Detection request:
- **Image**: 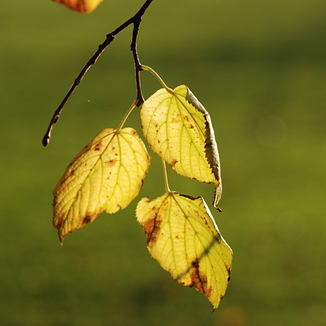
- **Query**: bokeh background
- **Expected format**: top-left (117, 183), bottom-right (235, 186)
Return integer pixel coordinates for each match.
top-left (1, 0), bottom-right (326, 325)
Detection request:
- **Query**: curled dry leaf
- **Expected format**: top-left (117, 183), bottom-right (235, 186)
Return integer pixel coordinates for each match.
top-left (53, 0), bottom-right (103, 13)
top-left (136, 192), bottom-right (232, 310)
top-left (141, 85), bottom-right (222, 208)
top-left (53, 128), bottom-right (150, 244)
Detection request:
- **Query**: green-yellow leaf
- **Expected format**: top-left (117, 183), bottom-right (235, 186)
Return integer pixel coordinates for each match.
top-left (136, 192), bottom-right (232, 310)
top-left (53, 128), bottom-right (150, 244)
top-left (141, 85), bottom-right (222, 208)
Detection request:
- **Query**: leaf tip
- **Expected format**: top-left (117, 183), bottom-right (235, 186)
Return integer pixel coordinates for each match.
top-left (58, 233), bottom-right (65, 246)
top-left (213, 183), bottom-right (223, 209)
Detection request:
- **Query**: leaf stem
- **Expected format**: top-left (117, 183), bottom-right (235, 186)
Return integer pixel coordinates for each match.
top-left (42, 0), bottom-right (153, 146)
top-left (161, 159), bottom-right (171, 193)
top-left (141, 65), bottom-right (174, 93)
top-left (116, 100), bottom-right (138, 132)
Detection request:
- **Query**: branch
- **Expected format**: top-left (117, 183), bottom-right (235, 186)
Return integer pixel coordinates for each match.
top-left (42, 0), bottom-right (153, 146)
top-left (131, 17), bottom-right (144, 106)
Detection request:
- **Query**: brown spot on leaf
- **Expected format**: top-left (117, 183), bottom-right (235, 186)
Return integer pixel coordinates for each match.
top-left (94, 142), bottom-right (103, 151)
top-left (142, 214), bottom-right (161, 248)
top-left (105, 158), bottom-right (117, 166)
top-left (192, 258), bottom-right (200, 269)
top-left (170, 159), bottom-right (178, 168)
top-left (82, 215), bottom-right (93, 225)
top-left (225, 263), bottom-right (231, 282)
top-left (143, 219), bottom-right (155, 241)
top-left (189, 258), bottom-right (212, 297)
top-left (68, 169), bottom-right (75, 177)
top-left (171, 115), bottom-right (181, 124)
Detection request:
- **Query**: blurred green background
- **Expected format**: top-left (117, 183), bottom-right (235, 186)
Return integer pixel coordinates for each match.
top-left (1, 0), bottom-right (326, 325)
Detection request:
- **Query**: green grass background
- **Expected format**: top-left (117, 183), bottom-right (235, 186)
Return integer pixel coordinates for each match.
top-left (1, 0), bottom-right (326, 325)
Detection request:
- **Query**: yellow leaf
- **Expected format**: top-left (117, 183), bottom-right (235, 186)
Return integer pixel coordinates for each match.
top-left (141, 85), bottom-right (222, 208)
top-left (53, 0), bottom-right (103, 13)
top-left (53, 128), bottom-right (150, 244)
top-left (136, 192), bottom-right (232, 310)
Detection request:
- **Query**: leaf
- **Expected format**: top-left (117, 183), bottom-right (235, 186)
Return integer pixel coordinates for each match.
top-left (141, 85), bottom-right (222, 208)
top-left (53, 128), bottom-right (150, 244)
top-left (136, 192), bottom-right (232, 310)
top-left (53, 0), bottom-right (103, 13)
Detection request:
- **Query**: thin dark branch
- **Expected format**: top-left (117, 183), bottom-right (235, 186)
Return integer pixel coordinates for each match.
top-left (42, 0), bottom-right (153, 146)
top-left (131, 17), bottom-right (144, 106)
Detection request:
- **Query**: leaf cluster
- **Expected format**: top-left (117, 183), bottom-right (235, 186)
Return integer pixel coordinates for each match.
top-left (45, 0), bottom-right (233, 310)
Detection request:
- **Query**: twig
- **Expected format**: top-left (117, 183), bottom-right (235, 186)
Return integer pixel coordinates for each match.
top-left (131, 17), bottom-right (144, 106)
top-left (42, 0), bottom-right (153, 146)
